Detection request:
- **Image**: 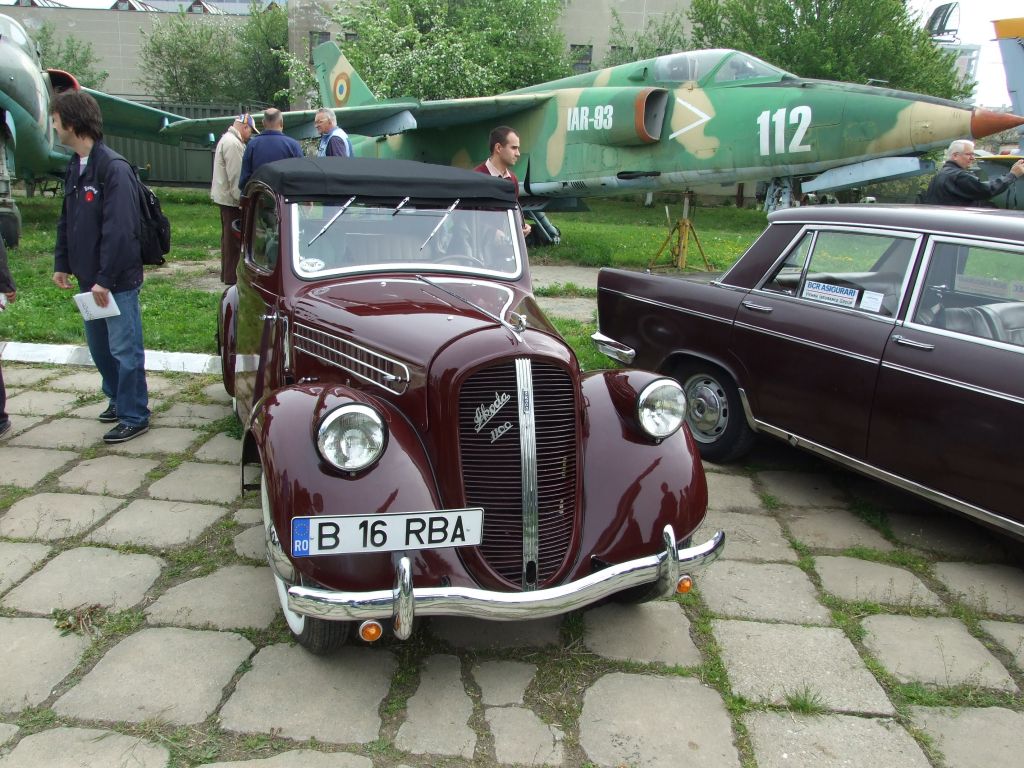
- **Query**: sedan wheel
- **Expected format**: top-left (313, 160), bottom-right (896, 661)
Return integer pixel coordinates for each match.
top-left (261, 470), bottom-right (349, 654)
top-left (677, 363), bottom-right (754, 463)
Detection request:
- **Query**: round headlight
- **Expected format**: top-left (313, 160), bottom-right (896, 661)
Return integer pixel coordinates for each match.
top-left (637, 379), bottom-right (686, 439)
top-left (317, 404), bottom-right (387, 472)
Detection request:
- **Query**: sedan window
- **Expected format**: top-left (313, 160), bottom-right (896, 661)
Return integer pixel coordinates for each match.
top-left (761, 229), bottom-right (915, 317)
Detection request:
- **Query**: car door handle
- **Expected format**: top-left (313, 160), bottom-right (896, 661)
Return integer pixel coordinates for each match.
top-left (892, 334), bottom-right (935, 350)
top-left (741, 301), bottom-right (774, 313)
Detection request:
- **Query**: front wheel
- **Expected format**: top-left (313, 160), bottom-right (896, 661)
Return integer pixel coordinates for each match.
top-left (261, 470), bottom-right (349, 654)
top-left (675, 362), bottom-right (755, 463)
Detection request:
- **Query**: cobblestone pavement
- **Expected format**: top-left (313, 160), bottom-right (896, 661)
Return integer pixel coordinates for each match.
top-left (1, 361), bottom-right (1022, 768)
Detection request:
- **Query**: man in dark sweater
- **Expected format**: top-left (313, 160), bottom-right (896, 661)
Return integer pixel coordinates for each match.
top-left (475, 126), bottom-right (531, 238)
top-left (921, 139), bottom-right (1024, 206)
top-left (238, 108), bottom-right (303, 191)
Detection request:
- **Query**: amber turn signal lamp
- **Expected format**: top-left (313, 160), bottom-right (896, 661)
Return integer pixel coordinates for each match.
top-left (676, 575), bottom-right (693, 594)
top-left (359, 620), bottom-right (384, 642)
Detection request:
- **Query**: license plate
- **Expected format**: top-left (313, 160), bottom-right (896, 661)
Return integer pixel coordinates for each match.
top-left (290, 508), bottom-right (484, 557)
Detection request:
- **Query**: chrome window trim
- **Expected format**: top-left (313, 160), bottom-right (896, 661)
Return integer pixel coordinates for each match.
top-left (516, 358), bottom-right (539, 591)
top-left (752, 418), bottom-right (1024, 539)
top-left (733, 322), bottom-right (880, 365)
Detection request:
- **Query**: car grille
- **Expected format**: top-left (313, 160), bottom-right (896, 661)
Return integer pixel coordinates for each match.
top-left (459, 359), bottom-right (577, 588)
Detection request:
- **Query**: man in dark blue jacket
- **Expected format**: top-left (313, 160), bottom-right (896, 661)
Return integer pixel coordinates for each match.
top-left (238, 108), bottom-right (303, 191)
top-left (51, 91), bottom-right (150, 444)
top-left (922, 139), bottom-right (1024, 206)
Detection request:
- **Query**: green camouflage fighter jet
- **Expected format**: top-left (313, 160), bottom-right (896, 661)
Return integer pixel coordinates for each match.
top-left (162, 43), bottom-right (1024, 219)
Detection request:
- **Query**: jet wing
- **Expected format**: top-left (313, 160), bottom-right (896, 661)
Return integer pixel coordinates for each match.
top-left (84, 88), bottom-right (187, 144)
top-left (403, 93), bottom-right (553, 129)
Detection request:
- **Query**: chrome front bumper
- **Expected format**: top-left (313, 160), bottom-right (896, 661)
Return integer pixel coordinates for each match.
top-left (285, 525), bottom-right (725, 640)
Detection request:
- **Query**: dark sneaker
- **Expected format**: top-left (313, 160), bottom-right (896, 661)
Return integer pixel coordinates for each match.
top-left (0, 420), bottom-right (10, 439)
top-left (98, 404), bottom-right (118, 423)
top-left (103, 422), bottom-right (149, 444)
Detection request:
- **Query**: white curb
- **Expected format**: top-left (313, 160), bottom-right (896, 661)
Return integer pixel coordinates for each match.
top-left (0, 341), bottom-right (220, 374)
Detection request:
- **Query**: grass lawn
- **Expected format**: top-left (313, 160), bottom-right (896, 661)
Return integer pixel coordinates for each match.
top-left (1, 189), bottom-right (767, 356)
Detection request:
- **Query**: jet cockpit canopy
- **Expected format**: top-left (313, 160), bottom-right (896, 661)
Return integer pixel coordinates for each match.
top-left (652, 49), bottom-right (793, 85)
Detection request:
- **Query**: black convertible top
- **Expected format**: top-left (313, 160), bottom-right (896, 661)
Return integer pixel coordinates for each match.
top-left (249, 157), bottom-right (518, 208)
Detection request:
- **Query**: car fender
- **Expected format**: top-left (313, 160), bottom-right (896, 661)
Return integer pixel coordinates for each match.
top-left (250, 383), bottom-right (449, 590)
top-left (575, 369), bottom-right (708, 575)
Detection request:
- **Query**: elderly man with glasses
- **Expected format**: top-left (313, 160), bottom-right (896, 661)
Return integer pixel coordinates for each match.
top-left (921, 139), bottom-right (1024, 206)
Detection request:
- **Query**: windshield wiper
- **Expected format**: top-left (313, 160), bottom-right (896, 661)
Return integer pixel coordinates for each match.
top-left (393, 196), bottom-right (410, 215)
top-left (415, 274), bottom-right (526, 335)
top-left (306, 195), bottom-right (357, 247)
top-left (419, 199), bottom-right (460, 251)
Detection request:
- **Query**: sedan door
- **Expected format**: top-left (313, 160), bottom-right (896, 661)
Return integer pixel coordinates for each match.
top-left (731, 227), bottom-right (918, 458)
top-left (868, 237), bottom-right (1024, 531)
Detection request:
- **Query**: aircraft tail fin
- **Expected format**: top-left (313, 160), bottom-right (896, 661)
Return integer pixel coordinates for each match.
top-left (313, 42), bottom-right (377, 109)
top-left (994, 17), bottom-right (1024, 150)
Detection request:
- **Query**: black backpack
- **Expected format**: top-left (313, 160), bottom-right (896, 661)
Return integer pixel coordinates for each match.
top-left (95, 151), bottom-right (171, 266)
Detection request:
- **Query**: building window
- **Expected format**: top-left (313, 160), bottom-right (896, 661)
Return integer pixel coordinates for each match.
top-left (570, 44), bottom-right (593, 74)
top-left (309, 30), bottom-right (330, 63)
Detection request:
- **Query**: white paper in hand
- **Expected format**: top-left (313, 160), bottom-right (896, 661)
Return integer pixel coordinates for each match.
top-left (74, 292), bottom-right (121, 321)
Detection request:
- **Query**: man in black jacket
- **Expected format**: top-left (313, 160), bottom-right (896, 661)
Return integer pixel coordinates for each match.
top-left (51, 91), bottom-right (150, 444)
top-left (921, 139), bottom-right (1024, 206)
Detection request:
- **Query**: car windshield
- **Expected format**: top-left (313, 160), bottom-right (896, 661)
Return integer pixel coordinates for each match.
top-left (290, 202), bottom-right (522, 279)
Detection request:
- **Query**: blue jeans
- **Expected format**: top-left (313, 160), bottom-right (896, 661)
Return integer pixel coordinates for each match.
top-left (83, 288), bottom-right (149, 427)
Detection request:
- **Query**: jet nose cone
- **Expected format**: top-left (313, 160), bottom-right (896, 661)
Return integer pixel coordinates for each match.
top-left (971, 109), bottom-right (1024, 139)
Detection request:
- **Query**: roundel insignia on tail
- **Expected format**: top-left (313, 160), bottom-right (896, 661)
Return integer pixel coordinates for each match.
top-left (333, 73), bottom-right (351, 106)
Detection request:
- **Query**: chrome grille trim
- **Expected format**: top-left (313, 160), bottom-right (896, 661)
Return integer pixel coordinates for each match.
top-left (517, 358), bottom-right (539, 591)
top-left (293, 322), bottom-right (410, 394)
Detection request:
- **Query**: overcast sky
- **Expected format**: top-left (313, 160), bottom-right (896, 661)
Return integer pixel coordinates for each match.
top-left (912, 0), bottom-right (1020, 108)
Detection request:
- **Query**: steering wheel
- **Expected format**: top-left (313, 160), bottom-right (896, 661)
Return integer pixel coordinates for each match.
top-left (436, 253), bottom-right (486, 268)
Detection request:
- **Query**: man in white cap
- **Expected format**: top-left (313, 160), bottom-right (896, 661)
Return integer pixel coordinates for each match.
top-left (211, 113), bottom-right (257, 284)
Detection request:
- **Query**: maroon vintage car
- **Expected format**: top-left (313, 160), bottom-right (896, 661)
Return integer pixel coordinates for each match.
top-left (219, 157), bottom-right (722, 653)
top-left (596, 204), bottom-right (1024, 539)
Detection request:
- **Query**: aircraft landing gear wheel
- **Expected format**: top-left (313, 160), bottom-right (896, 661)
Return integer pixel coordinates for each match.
top-left (0, 209), bottom-right (21, 248)
top-left (261, 470), bottom-right (349, 654)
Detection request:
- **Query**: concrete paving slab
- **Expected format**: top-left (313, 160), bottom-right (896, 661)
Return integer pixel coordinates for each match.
top-left (0, 493), bottom-right (122, 541)
top-left (758, 471), bottom-right (847, 508)
top-left (104, 426), bottom-right (204, 456)
top-left (7, 417), bottom-right (109, 450)
top-left (220, 644), bottom-right (395, 744)
top-left (744, 712), bottom-right (931, 768)
top-left (66, 398), bottom-right (164, 421)
top-left (0, 447), bottom-right (78, 488)
top-left (148, 462), bottom-right (240, 503)
top-left (152, 402), bottom-right (232, 427)
top-left (471, 660), bottom-right (536, 706)
top-left (0, 724), bottom-right (17, 746)
top-left (486, 706), bottom-right (564, 766)
top-left (0, 726), bottom-right (169, 768)
top-left (58, 455), bottom-right (159, 496)
top-left (579, 672), bottom-right (739, 768)
top-left (54, 627), bottom-right (253, 725)
top-left (714, 620), bottom-right (894, 714)
top-left (814, 556), bottom-right (943, 609)
top-left (206, 752), bottom-right (371, 768)
top-left (395, 654), bottom-right (476, 758)
top-left (910, 706), bottom-right (1024, 768)
top-left (0, 542), bottom-right (50, 593)
top-left (705, 471), bottom-right (763, 511)
top-left (202, 382), bottom-right (232, 403)
top-left (2, 546), bottom-right (163, 615)
top-left (146, 565), bottom-right (277, 630)
top-left (701, 510), bottom-right (797, 562)
top-left (144, 376), bottom-right (185, 397)
top-left (782, 507), bottom-right (894, 551)
top-left (194, 433), bottom-right (242, 463)
top-left (4, 390), bottom-right (79, 416)
top-left (981, 620), bottom-right (1024, 668)
top-left (88, 499), bottom-right (226, 548)
top-left (45, 371), bottom-right (103, 393)
top-left (0, 414), bottom-right (44, 439)
top-left (429, 616), bottom-right (562, 649)
top-left (0, 367), bottom-right (56, 387)
top-left (0, 617), bottom-right (90, 712)
top-left (583, 601), bottom-right (702, 666)
top-left (700, 561), bottom-right (831, 625)
top-left (862, 615), bottom-right (1017, 691)
top-left (886, 510), bottom-right (1007, 560)
top-left (233, 525), bottom-right (265, 559)
top-left (234, 507), bottom-right (262, 525)
top-left (933, 562), bottom-right (1024, 617)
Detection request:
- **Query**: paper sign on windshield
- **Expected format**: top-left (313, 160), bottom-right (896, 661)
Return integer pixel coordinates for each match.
top-left (802, 280), bottom-right (858, 308)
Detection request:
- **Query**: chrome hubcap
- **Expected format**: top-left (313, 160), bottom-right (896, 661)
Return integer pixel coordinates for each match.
top-left (684, 374), bottom-right (728, 442)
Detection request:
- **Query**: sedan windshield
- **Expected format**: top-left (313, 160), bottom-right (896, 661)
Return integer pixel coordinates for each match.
top-left (290, 203), bottom-right (522, 279)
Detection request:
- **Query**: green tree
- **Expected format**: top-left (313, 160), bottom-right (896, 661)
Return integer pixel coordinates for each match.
top-left (603, 9), bottom-right (690, 67)
top-left (331, 0), bottom-right (572, 100)
top-left (235, 1), bottom-right (291, 108)
top-left (688, 0), bottom-right (971, 100)
top-left (33, 22), bottom-right (109, 89)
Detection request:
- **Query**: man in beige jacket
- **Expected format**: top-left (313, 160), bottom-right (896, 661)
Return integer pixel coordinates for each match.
top-left (211, 114), bottom-right (257, 284)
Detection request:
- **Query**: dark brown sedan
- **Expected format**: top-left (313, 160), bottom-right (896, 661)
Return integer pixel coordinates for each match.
top-left (596, 205), bottom-right (1024, 539)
